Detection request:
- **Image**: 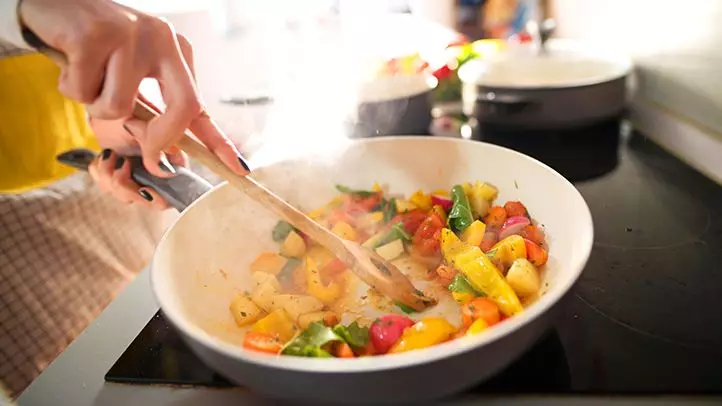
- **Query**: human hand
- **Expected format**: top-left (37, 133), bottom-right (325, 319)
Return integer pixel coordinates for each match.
top-left (18, 0), bottom-right (249, 177)
top-left (88, 116), bottom-right (186, 210)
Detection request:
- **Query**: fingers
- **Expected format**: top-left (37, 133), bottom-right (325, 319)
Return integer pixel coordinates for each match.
top-left (59, 50), bottom-right (109, 103)
top-left (86, 45), bottom-right (144, 119)
top-left (188, 114), bottom-right (249, 175)
top-left (88, 148), bottom-right (170, 210)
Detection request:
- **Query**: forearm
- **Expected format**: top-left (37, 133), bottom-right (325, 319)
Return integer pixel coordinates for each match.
top-left (0, 0), bottom-right (29, 48)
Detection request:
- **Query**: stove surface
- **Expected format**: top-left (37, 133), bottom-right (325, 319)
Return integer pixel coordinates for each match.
top-left (107, 119), bottom-right (722, 396)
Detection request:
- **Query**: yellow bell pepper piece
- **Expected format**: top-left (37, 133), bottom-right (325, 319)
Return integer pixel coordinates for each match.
top-left (331, 221), bottom-right (358, 241)
top-left (440, 229), bottom-right (523, 317)
top-left (409, 190), bottom-right (432, 211)
top-left (488, 235), bottom-right (527, 269)
top-left (461, 220), bottom-right (487, 247)
top-left (251, 309), bottom-right (297, 342)
top-left (372, 182), bottom-right (383, 192)
top-left (308, 196), bottom-right (343, 220)
top-left (305, 246), bottom-right (335, 269)
top-left (388, 317), bottom-right (456, 354)
top-left (452, 291), bottom-right (475, 305)
top-left (305, 257), bottom-right (342, 304)
top-left (432, 189), bottom-right (450, 197)
top-left (465, 318), bottom-right (489, 336)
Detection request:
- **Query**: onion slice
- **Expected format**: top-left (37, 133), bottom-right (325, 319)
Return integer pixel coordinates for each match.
top-left (499, 216), bottom-right (531, 240)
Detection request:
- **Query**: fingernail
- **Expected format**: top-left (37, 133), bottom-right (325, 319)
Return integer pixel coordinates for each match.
top-left (138, 189), bottom-right (153, 202)
top-left (114, 157), bottom-right (125, 170)
top-left (238, 156), bottom-right (250, 172)
top-left (102, 148), bottom-right (112, 160)
top-left (123, 123), bottom-right (133, 136)
top-left (159, 153), bottom-right (176, 174)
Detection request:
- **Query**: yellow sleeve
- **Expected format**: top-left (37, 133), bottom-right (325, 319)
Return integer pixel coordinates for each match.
top-left (0, 53), bottom-right (100, 193)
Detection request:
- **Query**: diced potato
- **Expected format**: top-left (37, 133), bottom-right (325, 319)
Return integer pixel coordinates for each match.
top-left (461, 220), bottom-right (487, 247)
top-left (249, 252), bottom-right (287, 275)
top-left (331, 221), bottom-right (358, 241)
top-left (394, 199), bottom-right (417, 213)
top-left (409, 190), bottom-right (432, 211)
top-left (297, 311), bottom-right (339, 329)
top-left (252, 308), bottom-right (297, 341)
top-left (488, 235), bottom-right (527, 272)
top-left (476, 182), bottom-right (498, 201)
top-left (375, 239), bottom-right (405, 261)
top-left (251, 281), bottom-right (279, 312)
top-left (229, 294), bottom-right (264, 327)
top-left (468, 182), bottom-right (496, 218)
top-left (252, 272), bottom-right (281, 292)
top-left (271, 294), bottom-right (324, 322)
top-left (506, 258), bottom-right (541, 297)
top-left (281, 231), bottom-right (306, 258)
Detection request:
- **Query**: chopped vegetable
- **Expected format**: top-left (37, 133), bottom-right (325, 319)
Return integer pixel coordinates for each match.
top-left (524, 238), bottom-right (549, 267)
top-left (484, 206), bottom-right (507, 229)
top-left (448, 273), bottom-right (479, 296)
top-left (392, 209), bottom-right (427, 235)
top-left (467, 182), bottom-right (497, 219)
top-left (431, 204), bottom-right (447, 223)
top-left (394, 301), bottom-right (417, 314)
top-left (388, 317), bottom-right (456, 353)
top-left (335, 184), bottom-right (377, 198)
top-left (281, 322), bottom-right (342, 357)
top-left (409, 190), bottom-right (432, 210)
top-left (461, 220), bottom-right (487, 247)
top-left (243, 332), bottom-right (283, 354)
top-left (382, 198), bottom-right (397, 223)
top-left (519, 225), bottom-right (546, 246)
top-left (252, 308), bottom-right (297, 342)
top-left (430, 194), bottom-right (453, 212)
top-left (440, 229), bottom-right (523, 317)
top-left (298, 311), bottom-right (339, 329)
top-left (370, 314), bottom-right (416, 354)
top-left (465, 318), bottom-right (489, 336)
top-left (321, 258), bottom-right (346, 278)
top-left (230, 294), bottom-right (264, 327)
top-left (332, 321), bottom-right (370, 348)
top-left (276, 257), bottom-right (301, 287)
top-left (479, 231), bottom-right (498, 252)
top-left (375, 239), bottom-right (405, 261)
top-left (374, 223), bottom-right (412, 248)
top-left (506, 258), bottom-right (541, 297)
top-left (395, 199), bottom-right (417, 213)
top-left (447, 185), bottom-right (474, 232)
top-left (273, 294), bottom-right (325, 322)
top-left (504, 201), bottom-right (528, 218)
top-left (412, 212), bottom-right (445, 256)
top-left (331, 221), bottom-right (358, 241)
top-left (251, 273), bottom-right (282, 311)
top-left (435, 264), bottom-right (456, 286)
top-left (305, 257), bottom-right (342, 304)
top-left (280, 231), bottom-right (306, 258)
top-left (249, 252), bottom-right (287, 275)
top-left (499, 216), bottom-right (531, 240)
top-left (488, 235), bottom-right (527, 271)
top-left (333, 342), bottom-right (355, 358)
top-left (461, 298), bottom-right (500, 328)
top-left (272, 220), bottom-right (295, 243)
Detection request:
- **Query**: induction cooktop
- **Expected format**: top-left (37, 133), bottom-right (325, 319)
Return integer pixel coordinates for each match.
top-left (106, 118), bottom-right (722, 399)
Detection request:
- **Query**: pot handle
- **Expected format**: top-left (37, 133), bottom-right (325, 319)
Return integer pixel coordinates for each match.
top-left (476, 92), bottom-right (534, 115)
top-left (56, 149), bottom-right (213, 212)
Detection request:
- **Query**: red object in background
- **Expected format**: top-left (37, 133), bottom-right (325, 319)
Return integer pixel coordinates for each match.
top-left (432, 64), bottom-right (454, 81)
top-left (508, 31), bottom-right (533, 44)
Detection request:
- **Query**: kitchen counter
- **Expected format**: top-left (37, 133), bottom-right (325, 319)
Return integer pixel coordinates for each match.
top-left (17, 120), bottom-right (722, 406)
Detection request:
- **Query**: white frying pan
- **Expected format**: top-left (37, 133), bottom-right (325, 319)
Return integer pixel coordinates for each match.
top-left (62, 137), bottom-right (593, 403)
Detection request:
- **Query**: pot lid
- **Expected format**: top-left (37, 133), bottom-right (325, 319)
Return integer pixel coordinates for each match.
top-left (458, 39), bottom-right (633, 89)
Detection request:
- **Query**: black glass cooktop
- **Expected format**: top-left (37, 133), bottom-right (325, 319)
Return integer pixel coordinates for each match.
top-left (106, 118), bottom-right (722, 398)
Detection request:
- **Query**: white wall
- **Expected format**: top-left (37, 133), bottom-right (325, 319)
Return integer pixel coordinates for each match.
top-left (551, 0), bottom-right (722, 184)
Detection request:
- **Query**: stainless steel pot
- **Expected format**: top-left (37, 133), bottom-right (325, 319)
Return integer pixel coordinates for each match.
top-left (459, 38), bottom-right (634, 130)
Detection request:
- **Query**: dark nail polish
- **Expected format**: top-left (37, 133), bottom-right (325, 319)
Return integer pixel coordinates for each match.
top-left (139, 189), bottom-right (153, 202)
top-left (238, 156), bottom-right (250, 172)
top-left (114, 157), bottom-right (125, 170)
top-left (101, 148), bottom-right (112, 160)
top-left (123, 123), bottom-right (133, 136)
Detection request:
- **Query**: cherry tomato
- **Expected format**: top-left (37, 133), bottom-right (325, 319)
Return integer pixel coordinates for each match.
top-left (524, 238), bottom-right (549, 267)
top-left (243, 332), bottom-right (283, 354)
top-left (392, 209), bottom-right (428, 235)
top-left (504, 201), bottom-right (528, 218)
top-left (369, 314), bottom-right (416, 354)
top-left (484, 206), bottom-right (507, 229)
top-left (519, 225), bottom-right (545, 246)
